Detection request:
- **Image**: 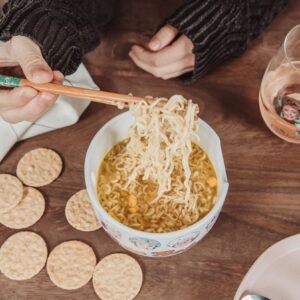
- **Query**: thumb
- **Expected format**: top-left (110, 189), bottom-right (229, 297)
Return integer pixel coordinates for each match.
top-left (148, 25), bottom-right (178, 51)
top-left (9, 36), bottom-right (53, 83)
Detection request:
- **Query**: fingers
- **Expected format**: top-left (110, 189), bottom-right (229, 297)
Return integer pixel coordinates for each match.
top-left (129, 35), bottom-right (195, 79)
top-left (159, 67), bottom-right (194, 80)
top-left (0, 36), bottom-right (64, 123)
top-left (0, 87), bottom-right (38, 111)
top-left (148, 24), bottom-right (178, 51)
top-left (130, 53), bottom-right (194, 79)
top-left (9, 36), bottom-right (53, 83)
top-left (53, 70), bottom-right (64, 82)
top-left (0, 72), bottom-right (63, 123)
top-left (0, 41), bottom-right (18, 67)
top-left (130, 35), bottom-right (193, 67)
top-left (1, 92), bottom-right (57, 123)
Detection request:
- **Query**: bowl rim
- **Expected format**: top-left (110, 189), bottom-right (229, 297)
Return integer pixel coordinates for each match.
top-left (84, 111), bottom-right (229, 239)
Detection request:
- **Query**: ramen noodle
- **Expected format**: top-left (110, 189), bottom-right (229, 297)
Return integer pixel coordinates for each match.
top-left (97, 95), bottom-right (217, 233)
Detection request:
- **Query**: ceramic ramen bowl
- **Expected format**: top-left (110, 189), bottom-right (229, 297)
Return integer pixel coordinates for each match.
top-left (85, 111), bottom-right (229, 257)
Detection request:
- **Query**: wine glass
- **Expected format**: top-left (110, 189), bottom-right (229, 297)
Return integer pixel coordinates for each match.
top-left (259, 25), bottom-right (300, 143)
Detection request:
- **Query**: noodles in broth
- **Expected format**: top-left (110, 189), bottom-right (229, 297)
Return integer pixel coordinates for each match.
top-left (97, 95), bottom-right (217, 233)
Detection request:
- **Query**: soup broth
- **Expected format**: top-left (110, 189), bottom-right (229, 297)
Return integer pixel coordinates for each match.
top-left (97, 139), bottom-right (217, 233)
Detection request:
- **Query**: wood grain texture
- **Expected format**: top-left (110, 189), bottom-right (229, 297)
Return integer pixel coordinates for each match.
top-left (1, 0), bottom-right (300, 299)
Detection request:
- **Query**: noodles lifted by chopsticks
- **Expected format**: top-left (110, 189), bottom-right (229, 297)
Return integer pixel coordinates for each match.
top-left (125, 95), bottom-right (199, 209)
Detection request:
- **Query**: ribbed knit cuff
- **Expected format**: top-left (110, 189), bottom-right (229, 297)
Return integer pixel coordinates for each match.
top-left (0, 0), bottom-right (101, 75)
top-left (165, 0), bottom-right (248, 83)
top-left (247, 0), bottom-right (288, 39)
top-left (166, 0), bottom-right (288, 83)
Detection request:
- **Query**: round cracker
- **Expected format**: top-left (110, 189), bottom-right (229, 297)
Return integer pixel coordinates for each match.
top-left (0, 187), bottom-right (45, 229)
top-left (93, 253), bottom-right (143, 300)
top-left (16, 148), bottom-right (63, 187)
top-left (0, 231), bottom-right (47, 280)
top-left (65, 189), bottom-right (101, 232)
top-left (0, 174), bottom-right (23, 214)
top-left (47, 241), bottom-right (96, 290)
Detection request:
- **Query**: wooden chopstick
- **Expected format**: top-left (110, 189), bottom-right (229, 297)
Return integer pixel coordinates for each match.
top-left (0, 74), bottom-right (144, 107)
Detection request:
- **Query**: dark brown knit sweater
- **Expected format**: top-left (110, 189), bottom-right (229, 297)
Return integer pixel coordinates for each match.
top-left (0, 0), bottom-right (288, 82)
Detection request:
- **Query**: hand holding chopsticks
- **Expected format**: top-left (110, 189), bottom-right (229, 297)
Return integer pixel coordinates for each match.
top-left (0, 74), bottom-right (145, 107)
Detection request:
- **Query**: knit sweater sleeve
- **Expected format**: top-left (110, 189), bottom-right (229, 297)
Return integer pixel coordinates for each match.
top-left (0, 0), bottom-right (114, 75)
top-left (165, 0), bottom-right (289, 82)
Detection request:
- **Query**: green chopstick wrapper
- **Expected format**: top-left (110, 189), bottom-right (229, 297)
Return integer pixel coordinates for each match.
top-left (0, 75), bottom-right (21, 88)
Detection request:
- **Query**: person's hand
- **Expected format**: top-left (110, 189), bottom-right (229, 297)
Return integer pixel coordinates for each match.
top-left (129, 25), bottom-right (195, 80)
top-left (0, 36), bottom-right (64, 123)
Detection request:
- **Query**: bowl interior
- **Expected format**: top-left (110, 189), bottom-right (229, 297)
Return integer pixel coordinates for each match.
top-left (85, 111), bottom-right (229, 236)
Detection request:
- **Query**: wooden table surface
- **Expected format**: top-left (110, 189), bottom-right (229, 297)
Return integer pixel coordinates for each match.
top-left (1, 1), bottom-right (300, 299)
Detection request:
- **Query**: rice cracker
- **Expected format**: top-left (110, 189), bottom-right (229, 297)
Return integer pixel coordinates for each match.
top-left (65, 189), bottom-right (101, 232)
top-left (47, 241), bottom-right (96, 290)
top-left (0, 231), bottom-right (47, 280)
top-left (0, 174), bottom-right (23, 214)
top-left (93, 253), bottom-right (143, 300)
top-left (17, 148), bottom-right (63, 187)
top-left (0, 187), bottom-right (45, 229)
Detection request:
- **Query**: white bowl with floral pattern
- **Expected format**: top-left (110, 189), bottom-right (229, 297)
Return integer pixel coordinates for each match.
top-left (85, 111), bottom-right (229, 257)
